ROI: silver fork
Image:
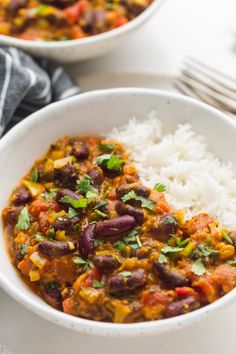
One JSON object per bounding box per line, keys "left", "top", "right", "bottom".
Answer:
{"left": 175, "top": 57, "right": 236, "bottom": 118}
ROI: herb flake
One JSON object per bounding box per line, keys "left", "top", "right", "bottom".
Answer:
{"left": 192, "top": 258, "right": 206, "bottom": 276}
{"left": 16, "top": 207, "right": 31, "bottom": 230}
{"left": 154, "top": 183, "right": 166, "bottom": 192}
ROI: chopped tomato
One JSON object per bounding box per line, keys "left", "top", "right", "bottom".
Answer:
{"left": 64, "top": 0, "right": 90, "bottom": 24}
{"left": 115, "top": 17, "right": 129, "bottom": 27}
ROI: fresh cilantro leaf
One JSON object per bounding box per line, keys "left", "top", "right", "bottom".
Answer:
{"left": 105, "top": 2, "right": 116, "bottom": 9}
{"left": 31, "top": 168, "right": 39, "bottom": 182}
{"left": 93, "top": 200, "right": 108, "bottom": 210}
{"left": 68, "top": 207, "right": 78, "bottom": 219}
{"left": 121, "top": 190, "right": 137, "bottom": 202}
{"left": 221, "top": 230, "right": 233, "bottom": 245}
{"left": 48, "top": 227, "right": 55, "bottom": 238}
{"left": 154, "top": 183, "right": 166, "bottom": 192}
{"left": 98, "top": 142, "right": 115, "bottom": 152}
{"left": 16, "top": 207, "right": 31, "bottom": 230}
{"left": 192, "top": 258, "right": 206, "bottom": 276}
{"left": 107, "top": 155, "right": 123, "bottom": 170}
{"left": 73, "top": 257, "right": 87, "bottom": 265}
{"left": 94, "top": 239, "right": 104, "bottom": 247}
{"left": 86, "top": 190, "right": 98, "bottom": 202}
{"left": 34, "top": 233, "right": 46, "bottom": 242}
{"left": 198, "top": 244, "right": 219, "bottom": 257}
{"left": 161, "top": 245, "right": 184, "bottom": 254}
{"left": 20, "top": 243, "right": 28, "bottom": 255}
{"left": 96, "top": 154, "right": 111, "bottom": 165}
{"left": 158, "top": 253, "right": 168, "bottom": 264}
{"left": 92, "top": 280, "right": 104, "bottom": 288}
{"left": 121, "top": 190, "right": 156, "bottom": 211}
{"left": 97, "top": 154, "right": 123, "bottom": 171}
{"left": 227, "top": 259, "right": 236, "bottom": 265}
{"left": 165, "top": 215, "right": 178, "bottom": 226}
{"left": 130, "top": 244, "right": 140, "bottom": 250}
{"left": 124, "top": 233, "right": 137, "bottom": 244}
{"left": 76, "top": 175, "right": 98, "bottom": 195}
{"left": 60, "top": 195, "right": 88, "bottom": 209}
{"left": 41, "top": 188, "right": 59, "bottom": 201}
{"left": 119, "top": 271, "right": 132, "bottom": 277}
{"left": 114, "top": 240, "right": 126, "bottom": 251}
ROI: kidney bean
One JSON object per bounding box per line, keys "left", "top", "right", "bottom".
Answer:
{"left": 94, "top": 215, "right": 136, "bottom": 237}
{"left": 165, "top": 296, "right": 199, "bottom": 318}
{"left": 107, "top": 270, "right": 146, "bottom": 295}
{"left": 6, "top": 0, "right": 27, "bottom": 15}
{"left": 55, "top": 164, "right": 78, "bottom": 190}
{"left": 42, "top": 0, "right": 74, "bottom": 9}
{"left": 116, "top": 183, "right": 151, "bottom": 199}
{"left": 93, "top": 255, "right": 119, "bottom": 272}
{"left": 3, "top": 206, "right": 22, "bottom": 225}
{"left": 115, "top": 201, "right": 144, "bottom": 224}
{"left": 149, "top": 214, "right": 178, "bottom": 242}
{"left": 52, "top": 216, "right": 80, "bottom": 232}
{"left": 87, "top": 167, "right": 104, "bottom": 188}
{"left": 72, "top": 141, "right": 89, "bottom": 160}
{"left": 56, "top": 188, "right": 80, "bottom": 207}
{"left": 153, "top": 261, "right": 189, "bottom": 288}
{"left": 42, "top": 282, "right": 62, "bottom": 309}
{"left": 79, "top": 224, "right": 95, "bottom": 259}
{"left": 38, "top": 240, "right": 76, "bottom": 257}
{"left": 13, "top": 186, "right": 32, "bottom": 206}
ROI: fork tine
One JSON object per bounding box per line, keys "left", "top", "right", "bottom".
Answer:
{"left": 174, "top": 79, "right": 236, "bottom": 119}
{"left": 185, "top": 57, "right": 236, "bottom": 93}
{"left": 178, "top": 73, "right": 236, "bottom": 113}
{"left": 182, "top": 66, "right": 236, "bottom": 101}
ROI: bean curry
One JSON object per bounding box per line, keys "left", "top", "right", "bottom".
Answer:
{"left": 3, "top": 136, "right": 236, "bottom": 323}
{"left": 0, "top": 0, "right": 152, "bottom": 41}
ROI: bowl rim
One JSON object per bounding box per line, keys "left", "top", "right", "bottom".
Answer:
{"left": 0, "top": 0, "right": 163, "bottom": 48}
{"left": 1, "top": 87, "right": 236, "bottom": 336}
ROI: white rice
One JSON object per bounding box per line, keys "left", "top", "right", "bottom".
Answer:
{"left": 107, "top": 112, "right": 236, "bottom": 229}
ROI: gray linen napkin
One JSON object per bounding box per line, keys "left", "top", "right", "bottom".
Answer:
{"left": 0, "top": 46, "right": 80, "bottom": 136}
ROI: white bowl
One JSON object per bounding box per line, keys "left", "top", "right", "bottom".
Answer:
{"left": 1, "top": 88, "right": 236, "bottom": 337}
{"left": 0, "top": 0, "right": 163, "bottom": 63}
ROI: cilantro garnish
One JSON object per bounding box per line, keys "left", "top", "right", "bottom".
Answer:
{"left": 73, "top": 257, "right": 89, "bottom": 271}
{"left": 165, "top": 215, "right": 178, "bottom": 226}
{"left": 31, "top": 168, "right": 39, "bottom": 183}
{"left": 114, "top": 240, "right": 126, "bottom": 251}
{"left": 119, "top": 271, "right": 132, "bottom": 277}
{"left": 68, "top": 207, "right": 78, "bottom": 219}
{"left": 76, "top": 175, "right": 98, "bottom": 195}
{"left": 98, "top": 142, "right": 115, "bottom": 152}
{"left": 94, "top": 239, "right": 104, "bottom": 247}
{"left": 197, "top": 244, "right": 219, "bottom": 257}
{"left": 34, "top": 234, "right": 46, "bottom": 242}
{"left": 60, "top": 195, "right": 88, "bottom": 209}
{"left": 20, "top": 243, "right": 28, "bottom": 256}
{"left": 121, "top": 190, "right": 156, "bottom": 211}
{"left": 92, "top": 280, "right": 105, "bottom": 288}
{"left": 176, "top": 238, "right": 190, "bottom": 247}
{"left": 16, "top": 207, "right": 31, "bottom": 230}
{"left": 97, "top": 154, "right": 123, "bottom": 171}
{"left": 41, "top": 188, "right": 59, "bottom": 201}
{"left": 161, "top": 245, "right": 184, "bottom": 254}
{"left": 93, "top": 200, "right": 108, "bottom": 210}
{"left": 158, "top": 253, "right": 168, "bottom": 264}
{"left": 192, "top": 258, "right": 206, "bottom": 276}
{"left": 227, "top": 259, "right": 236, "bottom": 265}
{"left": 221, "top": 230, "right": 233, "bottom": 245}
{"left": 154, "top": 183, "right": 166, "bottom": 192}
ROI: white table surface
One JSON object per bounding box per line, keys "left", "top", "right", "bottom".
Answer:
{"left": 2, "top": 1, "right": 236, "bottom": 353}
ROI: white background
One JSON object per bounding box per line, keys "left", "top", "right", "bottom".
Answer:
{"left": 1, "top": 1, "right": 236, "bottom": 353}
